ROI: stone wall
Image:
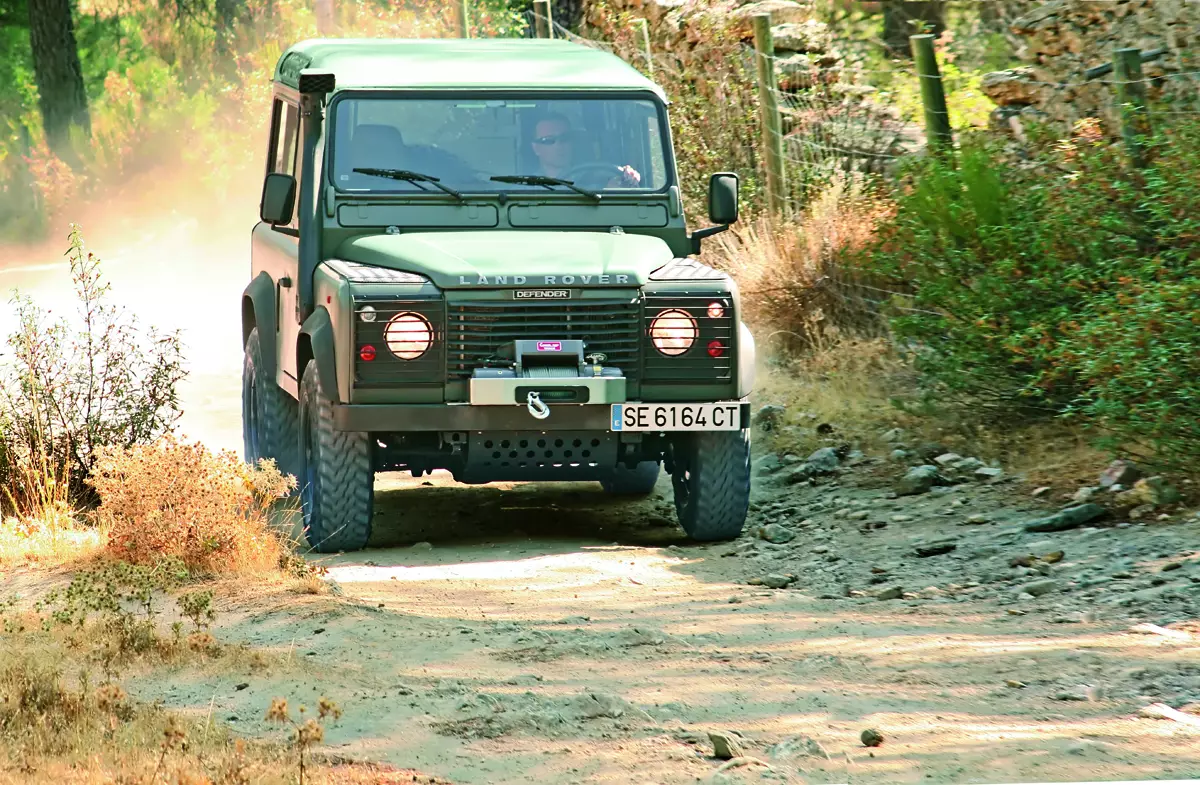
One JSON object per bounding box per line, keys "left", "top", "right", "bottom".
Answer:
{"left": 981, "top": 0, "right": 1200, "bottom": 135}
{"left": 582, "top": 0, "right": 921, "bottom": 172}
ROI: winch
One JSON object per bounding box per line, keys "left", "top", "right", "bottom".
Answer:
{"left": 468, "top": 340, "right": 628, "bottom": 416}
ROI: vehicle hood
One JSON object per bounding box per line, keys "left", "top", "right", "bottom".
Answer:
{"left": 334, "top": 231, "right": 676, "bottom": 289}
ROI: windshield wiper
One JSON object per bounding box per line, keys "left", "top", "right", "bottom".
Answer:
{"left": 490, "top": 175, "right": 600, "bottom": 201}
{"left": 352, "top": 168, "right": 464, "bottom": 201}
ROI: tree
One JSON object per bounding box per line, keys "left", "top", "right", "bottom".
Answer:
{"left": 882, "top": 0, "right": 944, "bottom": 57}
{"left": 27, "top": 0, "right": 89, "bottom": 159}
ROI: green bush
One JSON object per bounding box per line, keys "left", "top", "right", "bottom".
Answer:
{"left": 864, "top": 120, "right": 1200, "bottom": 466}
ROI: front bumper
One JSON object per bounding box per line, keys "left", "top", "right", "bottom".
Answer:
{"left": 332, "top": 402, "right": 751, "bottom": 433}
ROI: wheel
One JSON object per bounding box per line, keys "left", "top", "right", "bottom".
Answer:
{"left": 670, "top": 429, "right": 751, "bottom": 541}
{"left": 242, "top": 327, "right": 299, "bottom": 477}
{"left": 298, "top": 360, "right": 374, "bottom": 553}
{"left": 600, "top": 461, "right": 661, "bottom": 496}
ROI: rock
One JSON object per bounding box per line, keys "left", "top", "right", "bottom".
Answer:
{"left": 1020, "top": 579, "right": 1060, "bottom": 597}
{"left": 1053, "top": 689, "right": 1088, "bottom": 702}
{"left": 754, "top": 404, "right": 786, "bottom": 432}
{"left": 761, "top": 574, "right": 795, "bottom": 590}
{"left": 914, "top": 442, "right": 948, "bottom": 461}
{"left": 770, "top": 19, "right": 830, "bottom": 53}
{"left": 890, "top": 449, "right": 910, "bottom": 462}
{"left": 570, "top": 692, "right": 633, "bottom": 720}
{"left": 860, "top": 728, "right": 884, "bottom": 747}
{"left": 914, "top": 540, "right": 958, "bottom": 557}
{"left": 874, "top": 586, "right": 904, "bottom": 601}
{"left": 881, "top": 428, "right": 905, "bottom": 443}
{"left": 770, "top": 735, "right": 830, "bottom": 760}
{"left": 966, "top": 513, "right": 992, "bottom": 525}
{"left": 956, "top": 457, "right": 985, "bottom": 472}
{"left": 759, "top": 524, "right": 795, "bottom": 544}
{"left": 934, "top": 452, "right": 964, "bottom": 467}
{"left": 1128, "top": 504, "right": 1155, "bottom": 520}
{"left": 1024, "top": 503, "right": 1106, "bottom": 533}
{"left": 1067, "top": 739, "right": 1110, "bottom": 756}
{"left": 1131, "top": 476, "right": 1181, "bottom": 506}
{"left": 805, "top": 447, "right": 841, "bottom": 474}
{"left": 709, "top": 730, "right": 747, "bottom": 760}
{"left": 784, "top": 466, "right": 816, "bottom": 485}
{"left": 1100, "top": 459, "right": 1142, "bottom": 488}
{"left": 1032, "top": 486, "right": 1052, "bottom": 497}
{"left": 980, "top": 67, "right": 1043, "bottom": 106}
{"left": 412, "top": 541, "right": 434, "bottom": 550}
{"left": 975, "top": 467, "right": 1004, "bottom": 479}
{"left": 1072, "top": 487, "right": 1099, "bottom": 503}
{"left": 1006, "top": 680, "right": 1027, "bottom": 689}
{"left": 896, "top": 465, "right": 943, "bottom": 496}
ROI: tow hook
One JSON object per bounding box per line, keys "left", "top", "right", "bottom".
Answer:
{"left": 526, "top": 391, "right": 550, "bottom": 420}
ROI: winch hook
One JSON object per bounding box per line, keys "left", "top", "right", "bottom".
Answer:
{"left": 526, "top": 391, "right": 550, "bottom": 420}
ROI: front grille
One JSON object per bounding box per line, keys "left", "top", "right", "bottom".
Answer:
{"left": 447, "top": 298, "right": 642, "bottom": 382}
{"left": 353, "top": 297, "right": 446, "bottom": 388}
{"left": 643, "top": 293, "right": 734, "bottom": 383}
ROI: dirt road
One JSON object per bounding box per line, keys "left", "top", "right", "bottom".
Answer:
{"left": 125, "top": 455, "right": 1200, "bottom": 785}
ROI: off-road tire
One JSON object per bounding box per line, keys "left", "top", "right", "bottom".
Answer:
{"left": 600, "top": 461, "right": 661, "bottom": 496}
{"left": 671, "top": 429, "right": 751, "bottom": 541}
{"left": 298, "top": 360, "right": 374, "bottom": 553}
{"left": 242, "top": 328, "right": 299, "bottom": 477}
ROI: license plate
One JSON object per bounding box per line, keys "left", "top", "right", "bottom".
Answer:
{"left": 610, "top": 403, "right": 742, "bottom": 432}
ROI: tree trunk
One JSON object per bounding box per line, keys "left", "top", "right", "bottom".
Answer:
{"left": 27, "top": 0, "right": 89, "bottom": 159}
{"left": 882, "top": 0, "right": 945, "bottom": 58}
{"left": 214, "top": 0, "right": 243, "bottom": 74}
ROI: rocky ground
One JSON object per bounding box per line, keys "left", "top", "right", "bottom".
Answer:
{"left": 103, "top": 424, "right": 1200, "bottom": 785}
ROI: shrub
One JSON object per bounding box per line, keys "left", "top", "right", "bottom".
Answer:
{"left": 0, "top": 226, "right": 186, "bottom": 510}
{"left": 88, "top": 437, "right": 296, "bottom": 573}
{"left": 862, "top": 118, "right": 1200, "bottom": 465}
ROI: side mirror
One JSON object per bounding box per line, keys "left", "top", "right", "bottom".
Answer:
{"left": 260, "top": 173, "right": 297, "bottom": 226}
{"left": 708, "top": 172, "right": 739, "bottom": 226}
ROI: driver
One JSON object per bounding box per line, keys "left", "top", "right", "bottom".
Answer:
{"left": 531, "top": 113, "right": 641, "bottom": 187}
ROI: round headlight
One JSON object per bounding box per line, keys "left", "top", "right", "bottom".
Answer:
{"left": 649, "top": 309, "right": 697, "bottom": 356}
{"left": 359, "top": 305, "right": 377, "bottom": 323}
{"left": 384, "top": 312, "right": 433, "bottom": 360}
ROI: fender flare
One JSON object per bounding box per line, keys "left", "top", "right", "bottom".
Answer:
{"left": 299, "top": 307, "right": 339, "bottom": 403}
{"left": 737, "top": 322, "right": 757, "bottom": 398}
{"left": 241, "top": 272, "right": 277, "bottom": 376}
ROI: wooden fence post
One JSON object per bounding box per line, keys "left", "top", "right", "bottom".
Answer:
{"left": 752, "top": 13, "right": 786, "bottom": 218}
{"left": 458, "top": 0, "right": 469, "bottom": 37}
{"left": 910, "top": 34, "right": 953, "bottom": 152}
{"left": 1113, "top": 46, "right": 1153, "bottom": 167}
{"left": 635, "top": 17, "right": 654, "bottom": 78}
{"left": 533, "top": 0, "right": 553, "bottom": 39}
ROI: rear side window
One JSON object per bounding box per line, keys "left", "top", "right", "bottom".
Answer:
{"left": 270, "top": 99, "right": 300, "bottom": 177}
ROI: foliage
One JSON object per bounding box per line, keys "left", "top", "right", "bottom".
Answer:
{"left": 0, "top": 0, "right": 534, "bottom": 241}
{"left": 583, "top": 2, "right": 763, "bottom": 220}
{"left": 0, "top": 226, "right": 186, "bottom": 508}
{"left": 89, "top": 437, "right": 296, "bottom": 573}
{"left": 266, "top": 695, "right": 343, "bottom": 785}
{"left": 862, "top": 118, "right": 1200, "bottom": 466}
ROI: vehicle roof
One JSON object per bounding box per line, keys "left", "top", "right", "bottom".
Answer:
{"left": 274, "top": 38, "right": 666, "bottom": 99}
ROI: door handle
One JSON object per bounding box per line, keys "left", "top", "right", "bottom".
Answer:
{"left": 279, "top": 277, "right": 293, "bottom": 289}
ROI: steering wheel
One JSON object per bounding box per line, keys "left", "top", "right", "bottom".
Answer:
{"left": 564, "top": 162, "right": 626, "bottom": 188}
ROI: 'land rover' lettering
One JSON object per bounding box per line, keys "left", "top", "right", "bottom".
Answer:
{"left": 456, "top": 274, "right": 629, "bottom": 286}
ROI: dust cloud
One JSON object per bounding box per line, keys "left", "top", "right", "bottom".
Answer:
{"left": 0, "top": 167, "right": 261, "bottom": 453}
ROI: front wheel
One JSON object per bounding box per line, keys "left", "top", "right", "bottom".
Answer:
{"left": 671, "top": 430, "right": 751, "bottom": 542}
{"left": 298, "top": 361, "right": 374, "bottom": 553}
{"left": 600, "top": 461, "right": 661, "bottom": 496}
{"left": 242, "top": 328, "right": 299, "bottom": 477}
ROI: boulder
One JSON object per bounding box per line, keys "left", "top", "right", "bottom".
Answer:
{"left": 896, "top": 465, "right": 943, "bottom": 496}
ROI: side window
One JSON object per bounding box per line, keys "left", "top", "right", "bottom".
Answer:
{"left": 267, "top": 98, "right": 300, "bottom": 230}
{"left": 273, "top": 101, "right": 300, "bottom": 177}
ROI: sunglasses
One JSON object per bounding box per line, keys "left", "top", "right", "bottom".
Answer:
{"left": 533, "top": 133, "right": 573, "bottom": 146}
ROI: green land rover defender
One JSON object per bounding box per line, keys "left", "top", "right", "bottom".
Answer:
{"left": 241, "top": 38, "right": 757, "bottom": 553}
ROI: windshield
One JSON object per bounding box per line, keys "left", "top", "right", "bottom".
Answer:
{"left": 329, "top": 95, "right": 672, "bottom": 194}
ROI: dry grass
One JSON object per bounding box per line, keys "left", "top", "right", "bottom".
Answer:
{"left": 709, "top": 172, "right": 893, "bottom": 353}
{"left": 0, "top": 515, "right": 104, "bottom": 568}
{"left": 89, "top": 437, "right": 297, "bottom": 575}
{"left": 753, "top": 339, "right": 1110, "bottom": 485}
